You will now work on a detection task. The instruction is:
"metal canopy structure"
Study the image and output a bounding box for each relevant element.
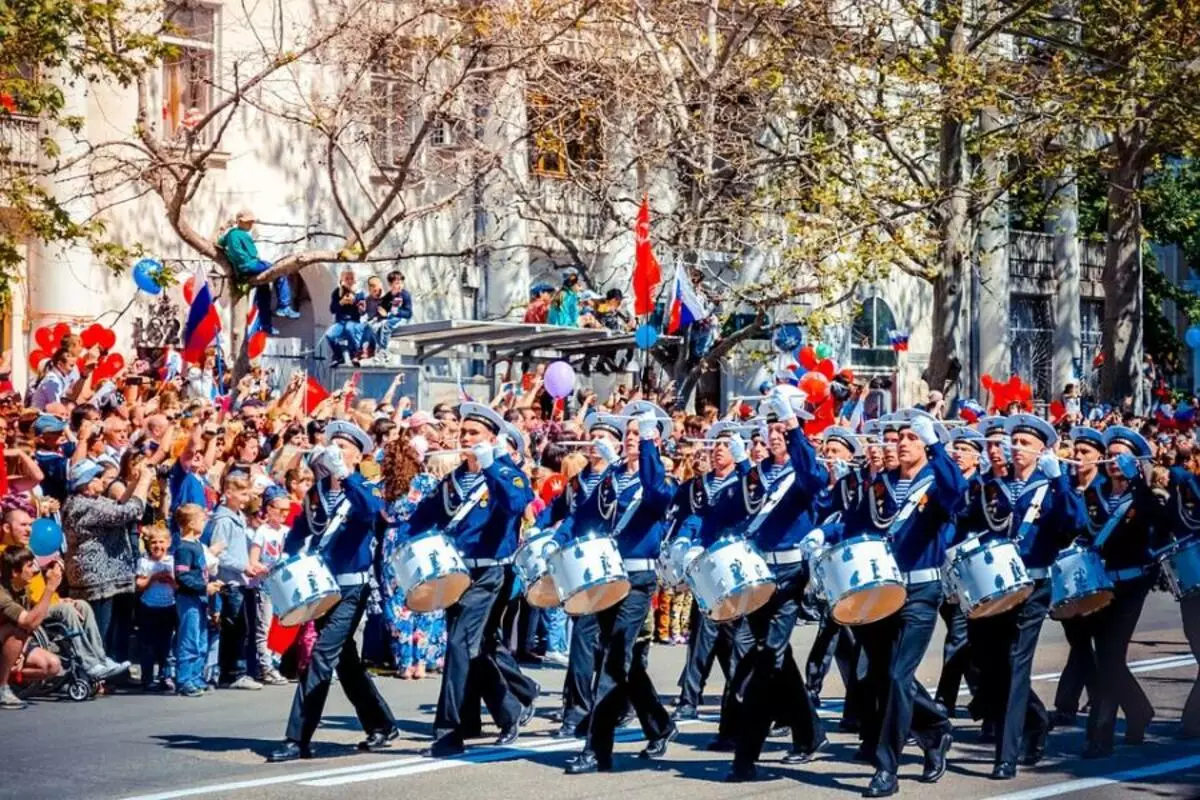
[392,319,669,366]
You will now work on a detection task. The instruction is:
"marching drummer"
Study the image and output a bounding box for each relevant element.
[1164,466,1200,739]
[270,420,399,762]
[548,404,677,774]
[549,412,622,740]
[933,426,986,717]
[394,402,535,758]
[718,387,829,783]
[1052,426,1108,728]
[1079,425,1161,758]
[973,414,1084,780]
[670,420,763,751]
[839,409,965,798]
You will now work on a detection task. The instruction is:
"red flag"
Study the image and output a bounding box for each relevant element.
[631,194,660,315]
[305,375,330,412]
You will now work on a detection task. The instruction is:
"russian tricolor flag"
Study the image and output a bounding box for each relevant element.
[182,264,221,363]
[666,263,709,334]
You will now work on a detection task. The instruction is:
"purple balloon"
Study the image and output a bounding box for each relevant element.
[544,361,576,399]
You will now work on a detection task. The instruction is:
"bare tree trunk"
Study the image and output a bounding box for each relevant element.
[1099,137,1145,406]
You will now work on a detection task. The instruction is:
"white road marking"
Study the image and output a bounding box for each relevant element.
[982,753,1200,800]
[117,654,1199,800]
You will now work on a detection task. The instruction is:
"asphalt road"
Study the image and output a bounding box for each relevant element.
[7,592,1199,800]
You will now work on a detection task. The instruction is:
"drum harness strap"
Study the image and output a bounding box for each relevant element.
[303,495,358,584]
[1091,492,1134,551]
[745,467,796,539]
[440,480,492,568]
[1011,482,1049,545]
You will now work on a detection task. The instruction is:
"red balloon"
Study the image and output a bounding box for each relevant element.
[51,322,70,349]
[980,374,994,391]
[28,349,49,370]
[34,326,54,351]
[798,346,818,371]
[801,371,830,402]
[1049,400,1066,420]
[816,359,836,380]
[182,276,197,305]
[80,323,102,350]
[95,327,116,352]
[1006,375,1022,392]
[91,353,126,386]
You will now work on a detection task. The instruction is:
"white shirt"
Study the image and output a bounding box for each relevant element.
[137,555,176,608]
[250,522,288,587]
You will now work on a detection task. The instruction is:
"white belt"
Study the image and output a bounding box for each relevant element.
[764,549,805,566]
[464,557,513,568]
[1026,568,1050,580]
[1107,566,1147,582]
[334,571,369,587]
[903,568,941,585]
[625,559,656,572]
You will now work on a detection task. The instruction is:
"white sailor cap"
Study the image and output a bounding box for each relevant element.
[620,399,674,438]
[458,402,504,435]
[325,420,372,453]
[584,411,625,438]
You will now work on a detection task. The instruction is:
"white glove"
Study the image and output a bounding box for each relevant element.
[472,442,495,470]
[327,446,351,480]
[593,438,619,465]
[769,392,795,422]
[727,434,748,463]
[635,411,660,441]
[910,415,939,446]
[1037,449,1061,479]
[801,528,825,555]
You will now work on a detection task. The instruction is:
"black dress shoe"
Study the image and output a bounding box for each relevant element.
[552,724,580,740]
[639,723,678,759]
[1021,729,1047,766]
[770,724,792,739]
[1049,709,1077,728]
[782,736,828,764]
[919,731,952,783]
[494,725,520,747]
[1125,712,1154,745]
[724,764,758,783]
[1081,741,1113,759]
[358,727,400,752]
[564,751,612,774]
[267,740,312,762]
[422,739,466,758]
[991,762,1017,780]
[863,770,899,798]
[705,736,736,752]
[519,703,537,727]
[671,704,698,721]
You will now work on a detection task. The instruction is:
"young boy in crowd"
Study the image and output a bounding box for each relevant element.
[136,526,176,691]
[249,486,290,686]
[325,269,365,367]
[174,504,222,697]
[362,276,390,363]
[207,474,265,690]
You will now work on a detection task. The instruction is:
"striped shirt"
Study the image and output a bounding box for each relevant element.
[578,469,604,500]
[1009,479,1027,499]
[1107,491,1130,513]
[761,460,790,485]
[613,467,639,495]
[893,478,912,506]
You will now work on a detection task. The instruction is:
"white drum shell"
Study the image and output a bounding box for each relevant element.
[685,537,775,622]
[812,536,906,625]
[514,529,559,608]
[1050,545,1114,619]
[1161,537,1200,600]
[266,553,342,627]
[389,532,472,613]
[948,538,1033,618]
[548,534,630,616]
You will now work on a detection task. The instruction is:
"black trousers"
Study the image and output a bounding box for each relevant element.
[1086,576,1154,748]
[1054,615,1096,716]
[285,584,396,744]
[806,605,864,717]
[730,561,824,769]
[676,599,731,708]
[561,612,601,728]
[461,567,539,734]
[991,580,1051,765]
[935,600,976,710]
[434,566,523,747]
[219,585,257,683]
[1182,594,1200,736]
[858,581,949,773]
[584,571,670,761]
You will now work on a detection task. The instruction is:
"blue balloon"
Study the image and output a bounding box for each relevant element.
[635,323,659,350]
[773,323,803,353]
[132,258,163,295]
[1187,326,1200,349]
[29,517,64,557]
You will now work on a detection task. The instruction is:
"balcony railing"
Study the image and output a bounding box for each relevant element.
[1009,229,1107,284]
[0,115,40,168]
[524,180,606,250]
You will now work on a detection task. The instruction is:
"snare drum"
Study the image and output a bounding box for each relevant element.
[1160,536,1200,600]
[656,537,696,590]
[514,529,560,608]
[388,531,472,613]
[948,538,1034,619]
[266,553,342,626]
[547,533,630,616]
[812,536,906,625]
[685,537,776,622]
[1050,544,1114,619]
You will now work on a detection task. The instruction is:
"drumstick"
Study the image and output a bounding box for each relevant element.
[1010,445,1114,467]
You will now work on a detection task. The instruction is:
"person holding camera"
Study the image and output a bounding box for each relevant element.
[0,548,66,709]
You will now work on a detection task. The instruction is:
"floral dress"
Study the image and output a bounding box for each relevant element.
[381,473,446,670]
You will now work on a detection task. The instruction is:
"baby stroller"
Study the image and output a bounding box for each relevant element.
[12,617,100,702]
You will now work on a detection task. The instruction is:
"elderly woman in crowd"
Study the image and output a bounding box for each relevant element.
[63,458,155,665]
